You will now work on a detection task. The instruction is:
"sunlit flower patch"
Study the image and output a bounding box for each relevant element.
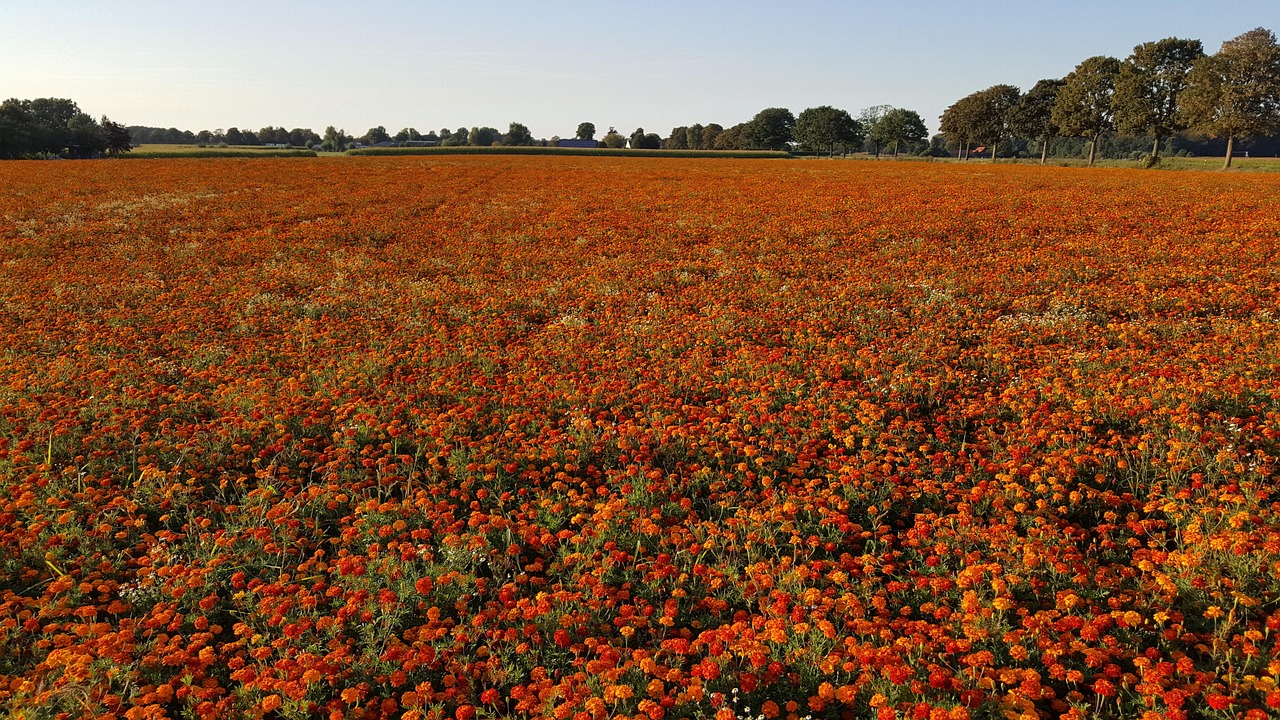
[1,156,1278,719]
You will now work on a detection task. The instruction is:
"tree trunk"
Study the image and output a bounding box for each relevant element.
[1151,135,1160,159]
[1087,134,1098,166]
[1223,135,1234,170]
[991,140,998,163]
[962,141,968,161]
[1040,138,1048,164]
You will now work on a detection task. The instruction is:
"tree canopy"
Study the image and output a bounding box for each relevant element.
[502,122,534,146]
[939,95,981,157]
[467,126,500,147]
[1007,79,1065,163]
[1181,27,1280,168]
[869,108,928,156]
[793,106,863,155]
[1113,37,1204,158]
[600,127,627,149]
[1052,55,1122,165]
[575,122,595,141]
[941,85,1020,160]
[746,108,795,151]
[0,97,127,158]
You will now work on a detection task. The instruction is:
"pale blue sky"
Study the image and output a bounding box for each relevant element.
[3,1,1276,138]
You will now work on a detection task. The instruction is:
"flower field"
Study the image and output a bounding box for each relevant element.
[2,156,1280,720]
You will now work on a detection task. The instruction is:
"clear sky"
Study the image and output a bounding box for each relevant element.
[4,1,1277,139]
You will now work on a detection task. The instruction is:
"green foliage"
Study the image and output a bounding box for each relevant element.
[502,122,535,146]
[575,122,595,141]
[939,94,980,148]
[941,85,1021,158]
[320,126,353,152]
[686,123,704,150]
[0,97,119,158]
[1180,27,1280,167]
[1113,37,1204,152]
[856,105,894,155]
[666,126,689,150]
[700,123,722,149]
[467,126,500,147]
[793,105,864,155]
[1009,79,1065,143]
[1052,55,1122,165]
[713,123,749,150]
[745,107,796,151]
[869,108,928,155]
[393,127,419,142]
[601,127,627,149]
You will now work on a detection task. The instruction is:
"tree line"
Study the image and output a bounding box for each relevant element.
[940,27,1280,168]
[0,98,132,158]
[601,105,931,156]
[129,126,323,148]
[5,28,1275,163]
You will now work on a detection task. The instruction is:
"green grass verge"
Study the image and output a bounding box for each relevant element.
[953,155,1280,172]
[345,145,790,159]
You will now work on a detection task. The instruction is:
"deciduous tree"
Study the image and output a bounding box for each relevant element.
[1052,55,1121,166]
[667,126,689,150]
[101,117,133,156]
[502,122,534,146]
[713,123,748,150]
[1180,27,1280,169]
[869,108,928,157]
[939,94,981,160]
[363,126,391,145]
[1113,37,1204,160]
[0,99,32,158]
[1009,79,1065,164]
[858,105,894,156]
[468,126,499,146]
[794,105,863,156]
[686,124,704,150]
[942,86,1020,161]
[700,123,722,149]
[601,127,627,148]
[26,98,80,155]
[746,107,795,151]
